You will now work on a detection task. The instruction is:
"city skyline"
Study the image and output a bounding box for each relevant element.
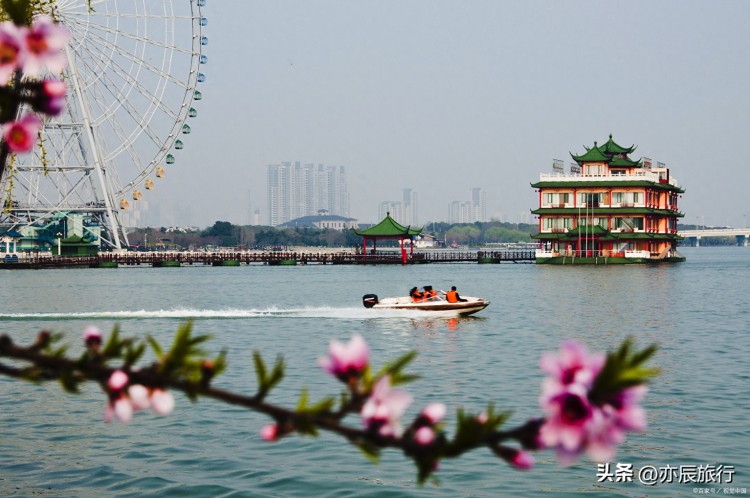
[142,1,747,230]
[267,162,349,226]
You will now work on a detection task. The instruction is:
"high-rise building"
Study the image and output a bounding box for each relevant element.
[470,187,487,222]
[402,188,418,226]
[378,188,418,226]
[449,188,486,223]
[449,201,472,224]
[268,162,349,226]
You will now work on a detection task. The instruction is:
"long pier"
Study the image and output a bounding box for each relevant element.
[0,249,535,269]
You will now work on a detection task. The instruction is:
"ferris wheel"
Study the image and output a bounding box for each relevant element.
[0,0,207,250]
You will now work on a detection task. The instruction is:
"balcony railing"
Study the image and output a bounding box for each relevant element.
[539,170,680,187]
[535,249,655,259]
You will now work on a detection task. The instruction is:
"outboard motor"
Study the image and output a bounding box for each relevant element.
[362,294,378,308]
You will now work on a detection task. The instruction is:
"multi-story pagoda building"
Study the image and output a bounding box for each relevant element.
[531,135,685,264]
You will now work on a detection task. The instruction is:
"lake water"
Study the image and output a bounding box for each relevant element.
[1,247,748,497]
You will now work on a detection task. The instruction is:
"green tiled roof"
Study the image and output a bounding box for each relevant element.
[570,135,642,167]
[353,213,422,237]
[531,231,683,241]
[531,207,684,217]
[530,180,685,193]
[571,142,609,163]
[609,155,642,168]
[567,225,609,235]
[600,232,683,241]
[599,134,636,155]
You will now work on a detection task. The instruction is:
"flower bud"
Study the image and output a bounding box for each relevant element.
[260,423,279,442]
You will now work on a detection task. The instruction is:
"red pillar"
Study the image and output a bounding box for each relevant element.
[400,237,406,264]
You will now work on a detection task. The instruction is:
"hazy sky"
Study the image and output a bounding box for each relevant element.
[153,0,750,228]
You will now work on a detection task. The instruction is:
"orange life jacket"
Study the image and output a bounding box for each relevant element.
[412,291,425,302]
[427,290,437,299]
[446,290,458,303]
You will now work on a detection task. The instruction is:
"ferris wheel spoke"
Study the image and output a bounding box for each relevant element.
[79,15,197,57]
[73,47,179,148]
[68,32,187,161]
[81,25,196,90]
[78,41,185,126]
[69,24,196,118]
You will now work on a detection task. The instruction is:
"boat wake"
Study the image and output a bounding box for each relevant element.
[0,306,453,321]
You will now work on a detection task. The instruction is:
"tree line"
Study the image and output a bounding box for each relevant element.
[126,221,537,251]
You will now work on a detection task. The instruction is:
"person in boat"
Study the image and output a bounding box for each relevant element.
[423,285,438,300]
[410,287,425,302]
[445,286,468,303]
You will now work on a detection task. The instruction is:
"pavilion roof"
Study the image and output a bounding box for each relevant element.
[570,135,641,166]
[598,134,636,155]
[353,213,422,238]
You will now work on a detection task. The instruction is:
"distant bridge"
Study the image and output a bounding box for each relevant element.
[680,228,750,247]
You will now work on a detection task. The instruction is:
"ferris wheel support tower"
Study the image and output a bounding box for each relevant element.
[0,0,207,251]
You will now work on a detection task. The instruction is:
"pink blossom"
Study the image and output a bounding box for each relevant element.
[540,340,605,391]
[1,113,42,153]
[609,385,648,431]
[318,334,369,381]
[361,375,413,437]
[260,423,279,442]
[83,325,102,346]
[108,370,129,391]
[579,407,624,463]
[421,402,446,424]
[150,389,175,416]
[38,79,67,116]
[104,397,134,423]
[127,385,151,411]
[539,342,649,465]
[21,15,69,77]
[509,449,535,470]
[0,21,24,84]
[539,386,596,465]
[414,426,435,445]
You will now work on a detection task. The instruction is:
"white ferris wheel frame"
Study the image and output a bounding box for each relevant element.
[0,0,206,250]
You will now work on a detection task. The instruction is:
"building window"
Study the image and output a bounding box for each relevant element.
[578,217,608,228]
[543,217,573,231]
[578,192,605,207]
[544,192,571,207]
[613,217,644,231]
[612,191,641,206]
[585,164,603,176]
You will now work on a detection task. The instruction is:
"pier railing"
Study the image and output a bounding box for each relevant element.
[0,249,536,269]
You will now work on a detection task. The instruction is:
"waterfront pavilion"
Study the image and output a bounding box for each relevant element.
[353,213,422,264]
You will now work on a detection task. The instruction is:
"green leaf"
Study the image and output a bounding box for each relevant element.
[355,440,381,462]
[101,325,122,357]
[267,355,285,389]
[589,337,659,404]
[296,389,309,412]
[124,342,145,367]
[253,350,267,386]
[308,396,336,414]
[147,336,163,358]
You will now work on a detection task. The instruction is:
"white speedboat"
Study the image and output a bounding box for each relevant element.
[362,293,490,317]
